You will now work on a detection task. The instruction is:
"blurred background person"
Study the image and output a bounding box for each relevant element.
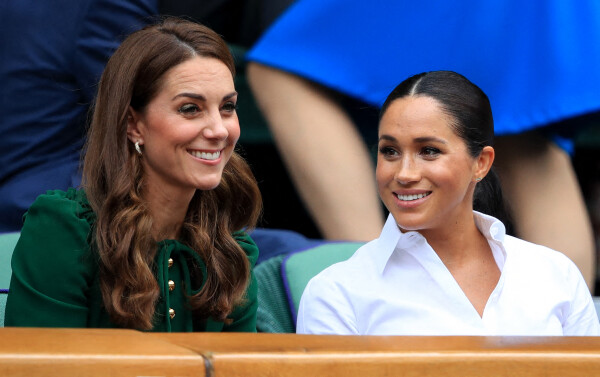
[0,0,157,233]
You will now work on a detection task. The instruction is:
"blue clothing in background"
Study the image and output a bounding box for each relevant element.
[249,0,600,138]
[250,228,324,264]
[0,0,157,232]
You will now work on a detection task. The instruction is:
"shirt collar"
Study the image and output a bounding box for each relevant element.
[473,211,506,243]
[373,211,507,275]
[373,214,422,275]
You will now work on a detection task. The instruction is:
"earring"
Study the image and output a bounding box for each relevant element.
[476,177,482,182]
[135,141,142,155]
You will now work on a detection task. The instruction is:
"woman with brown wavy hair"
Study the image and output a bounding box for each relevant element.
[5,17,262,332]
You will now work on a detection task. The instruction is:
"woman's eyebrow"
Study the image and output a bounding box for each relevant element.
[223,91,238,100]
[378,135,447,144]
[379,134,396,142]
[172,91,238,101]
[172,92,206,101]
[414,136,447,144]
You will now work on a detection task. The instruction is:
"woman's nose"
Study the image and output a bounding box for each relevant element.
[202,112,229,140]
[395,156,421,184]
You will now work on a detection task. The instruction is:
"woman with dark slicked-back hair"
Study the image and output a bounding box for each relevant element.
[297,71,599,336]
[6,17,263,332]
[380,71,514,233]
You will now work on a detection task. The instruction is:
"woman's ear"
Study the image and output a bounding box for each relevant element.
[126,106,143,144]
[474,146,495,181]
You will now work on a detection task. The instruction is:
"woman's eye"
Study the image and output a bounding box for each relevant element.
[221,101,238,113]
[379,146,398,157]
[178,103,200,115]
[422,146,441,157]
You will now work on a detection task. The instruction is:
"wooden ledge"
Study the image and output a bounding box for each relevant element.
[1,328,600,376]
[0,328,206,376]
[155,333,600,376]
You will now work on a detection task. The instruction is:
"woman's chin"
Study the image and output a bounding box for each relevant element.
[392,214,429,233]
[191,175,223,191]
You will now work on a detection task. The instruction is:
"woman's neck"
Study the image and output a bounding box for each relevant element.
[418,213,486,265]
[144,184,195,241]
[418,212,500,318]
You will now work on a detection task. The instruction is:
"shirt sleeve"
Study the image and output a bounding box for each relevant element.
[5,190,95,327]
[562,261,600,336]
[221,231,259,332]
[296,272,358,335]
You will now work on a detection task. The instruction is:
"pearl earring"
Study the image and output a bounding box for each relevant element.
[135,141,142,155]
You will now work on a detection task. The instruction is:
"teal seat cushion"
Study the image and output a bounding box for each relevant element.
[282,242,364,326]
[255,254,295,333]
[0,232,20,327]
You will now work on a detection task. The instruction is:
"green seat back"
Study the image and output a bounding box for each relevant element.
[0,232,20,327]
[282,242,363,324]
[255,255,294,333]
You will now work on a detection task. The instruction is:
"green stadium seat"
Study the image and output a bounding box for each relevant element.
[0,232,19,327]
[282,242,363,322]
[255,255,295,333]
[255,242,363,333]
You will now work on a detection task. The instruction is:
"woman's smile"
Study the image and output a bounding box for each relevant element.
[393,191,432,208]
[188,149,223,163]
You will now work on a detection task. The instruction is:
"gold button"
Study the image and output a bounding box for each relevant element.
[169,308,175,319]
[168,258,173,268]
[168,280,175,292]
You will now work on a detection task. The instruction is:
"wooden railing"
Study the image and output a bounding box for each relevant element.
[1,327,600,376]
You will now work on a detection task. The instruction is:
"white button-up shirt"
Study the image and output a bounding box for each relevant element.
[297,212,599,336]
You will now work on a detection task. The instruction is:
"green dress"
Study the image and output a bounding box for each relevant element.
[5,188,259,332]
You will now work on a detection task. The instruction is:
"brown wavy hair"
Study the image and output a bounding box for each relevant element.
[82,17,262,329]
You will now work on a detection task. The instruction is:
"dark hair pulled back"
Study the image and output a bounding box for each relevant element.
[380,71,513,233]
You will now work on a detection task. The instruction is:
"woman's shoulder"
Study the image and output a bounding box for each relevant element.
[8,188,99,326]
[27,187,95,225]
[18,187,96,259]
[504,235,568,260]
[503,235,580,275]
[233,230,259,266]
